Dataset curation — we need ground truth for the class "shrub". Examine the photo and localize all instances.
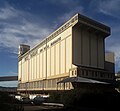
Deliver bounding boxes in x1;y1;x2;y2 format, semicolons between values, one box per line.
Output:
47;92;61;103
0;92;24;111
47;88;120;110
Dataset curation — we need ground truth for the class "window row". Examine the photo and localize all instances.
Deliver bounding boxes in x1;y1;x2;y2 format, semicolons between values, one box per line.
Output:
78;69;114;79
18;77;73;90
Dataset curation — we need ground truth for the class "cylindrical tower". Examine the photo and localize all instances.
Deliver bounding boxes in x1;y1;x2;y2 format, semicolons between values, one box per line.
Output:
18;44;30;56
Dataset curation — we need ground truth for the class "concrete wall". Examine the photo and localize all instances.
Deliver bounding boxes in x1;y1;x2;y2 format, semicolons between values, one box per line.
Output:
105;52;115;73
72;25;105;69
18;13;112;91
18;27;72;83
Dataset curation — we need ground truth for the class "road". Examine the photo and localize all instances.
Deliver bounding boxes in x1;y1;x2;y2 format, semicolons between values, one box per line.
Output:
24;104;63;111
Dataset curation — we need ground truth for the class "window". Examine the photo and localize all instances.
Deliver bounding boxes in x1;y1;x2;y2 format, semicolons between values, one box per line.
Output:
75;70;77;75
72;71;74;76
100;74;103;78
92;72;94;77
95;72;97;77
86;70;88;76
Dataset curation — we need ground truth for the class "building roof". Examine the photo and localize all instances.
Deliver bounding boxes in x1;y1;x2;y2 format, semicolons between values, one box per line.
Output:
77;13;110;36
57;77;110;84
19;13;110;59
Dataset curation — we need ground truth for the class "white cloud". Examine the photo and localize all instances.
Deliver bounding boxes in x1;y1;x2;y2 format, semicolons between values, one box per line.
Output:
0;4;52;54
0;1;84;54
0;5;17;19
60;6;84;20
99;0;120;18
90;0;120;19
49;0;79;6
0;34;22;53
53;6;84;29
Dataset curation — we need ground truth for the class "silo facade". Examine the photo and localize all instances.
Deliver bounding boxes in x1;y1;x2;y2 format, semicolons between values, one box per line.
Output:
18;13;115;93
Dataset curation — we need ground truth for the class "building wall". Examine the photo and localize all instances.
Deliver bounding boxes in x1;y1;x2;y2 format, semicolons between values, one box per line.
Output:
72;25;104;69
105;52;115;73
18;13;112;92
18;61;22;81
18;26;72;83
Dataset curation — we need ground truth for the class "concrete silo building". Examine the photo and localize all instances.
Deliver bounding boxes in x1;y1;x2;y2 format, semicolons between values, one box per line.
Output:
17;13;115;93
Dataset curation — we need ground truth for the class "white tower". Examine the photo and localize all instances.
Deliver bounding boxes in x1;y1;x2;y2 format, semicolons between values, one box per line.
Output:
18;44;30;56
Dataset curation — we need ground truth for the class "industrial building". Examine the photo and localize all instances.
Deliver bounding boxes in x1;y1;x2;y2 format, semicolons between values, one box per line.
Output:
17;13;115;93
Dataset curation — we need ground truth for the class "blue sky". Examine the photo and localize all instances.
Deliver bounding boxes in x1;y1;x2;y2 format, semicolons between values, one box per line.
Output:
0;0;120;86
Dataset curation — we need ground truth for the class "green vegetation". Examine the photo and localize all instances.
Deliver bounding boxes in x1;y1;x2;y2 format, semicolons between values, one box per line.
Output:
47;88;120;110
47;91;62;103
0;91;24;111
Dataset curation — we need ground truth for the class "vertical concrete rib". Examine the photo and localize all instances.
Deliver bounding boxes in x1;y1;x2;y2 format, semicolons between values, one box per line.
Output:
81;28;83;64
46;39;47;79
65;38;66;73
54;45;56;75
96;34;98;67
89;31;91;66
59;41;61;74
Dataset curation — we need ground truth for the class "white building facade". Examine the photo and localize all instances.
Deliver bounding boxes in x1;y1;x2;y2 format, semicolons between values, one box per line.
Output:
18;13;115;93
